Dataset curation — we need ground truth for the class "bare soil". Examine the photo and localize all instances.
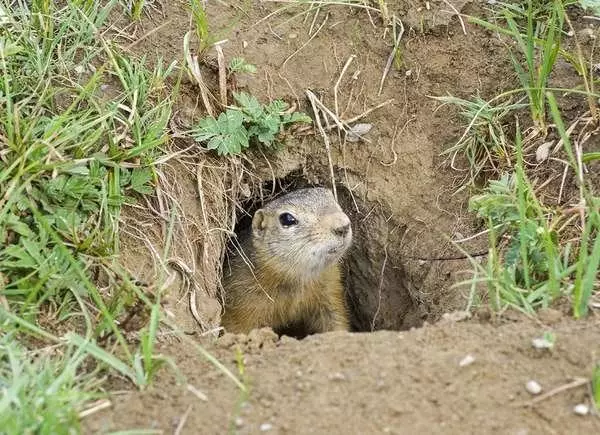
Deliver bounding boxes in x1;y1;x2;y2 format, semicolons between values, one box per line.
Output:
87;313;600;434
86;1;600;433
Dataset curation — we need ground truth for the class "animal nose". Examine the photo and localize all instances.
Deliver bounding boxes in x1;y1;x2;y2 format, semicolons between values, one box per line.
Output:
333;223;350;238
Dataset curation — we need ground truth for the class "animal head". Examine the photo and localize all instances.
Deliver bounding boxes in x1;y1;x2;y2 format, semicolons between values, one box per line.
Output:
252;187;352;281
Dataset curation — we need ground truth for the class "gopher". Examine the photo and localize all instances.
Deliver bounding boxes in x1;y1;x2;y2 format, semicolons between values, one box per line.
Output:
221;187;352;337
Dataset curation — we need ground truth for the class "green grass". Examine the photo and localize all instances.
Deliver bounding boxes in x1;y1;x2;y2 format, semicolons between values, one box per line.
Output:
189;0;212;54
0;332;101;434
470;0;565;133
458;97;599;317
0;1;229;431
593;364;600;411
547;93;600;318
465;124;564;313
0;0;174;339
434;95;526;188
441;1;599;319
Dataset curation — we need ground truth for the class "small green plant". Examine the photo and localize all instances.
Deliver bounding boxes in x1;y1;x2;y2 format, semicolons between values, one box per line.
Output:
0;333;100;434
228;57;257;75
469;175;561;312
464;98;599;316
465;120;566;313
190;92;312;156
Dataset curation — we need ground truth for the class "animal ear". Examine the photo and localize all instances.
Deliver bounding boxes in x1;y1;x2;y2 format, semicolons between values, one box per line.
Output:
252;209;266;237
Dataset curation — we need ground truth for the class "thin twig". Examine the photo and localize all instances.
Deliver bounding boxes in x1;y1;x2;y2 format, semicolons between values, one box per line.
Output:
558;160;569;204
334;55;356;117
379;18;404;96
214;42;228;107
186;53;214;117
306;89;338;201
341;98;395;125
517;377;589;407
187;384;208;401
452;223;505;243
79;400;112;419
124;20;173;51
174;405;193;435
281;13;329;70
441;0;467;35
371;243;388;331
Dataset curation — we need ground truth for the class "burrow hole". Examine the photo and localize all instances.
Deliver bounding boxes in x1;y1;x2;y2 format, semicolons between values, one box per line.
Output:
223;171;425;335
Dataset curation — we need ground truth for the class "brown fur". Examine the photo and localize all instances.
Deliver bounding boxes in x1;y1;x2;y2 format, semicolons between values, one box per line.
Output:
221;188;352;337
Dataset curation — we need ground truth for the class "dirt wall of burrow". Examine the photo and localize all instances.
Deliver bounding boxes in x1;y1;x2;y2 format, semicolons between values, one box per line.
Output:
114;0;519;333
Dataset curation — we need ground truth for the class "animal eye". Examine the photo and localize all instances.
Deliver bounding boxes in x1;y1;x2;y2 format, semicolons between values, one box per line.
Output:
278;212;298;227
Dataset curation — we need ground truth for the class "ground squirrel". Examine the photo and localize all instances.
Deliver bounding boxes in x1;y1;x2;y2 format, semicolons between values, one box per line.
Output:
221;187;352;337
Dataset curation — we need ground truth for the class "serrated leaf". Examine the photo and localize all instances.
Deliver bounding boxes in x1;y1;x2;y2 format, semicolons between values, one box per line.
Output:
580;0;600;15
64;165;90;176
266;100;287;114
130;167;154;195
221;109;245;132
228;57;257;74
5;213;34;238
234;92;263;120
283;112;312;124
191;117;220;142
1;245;37;269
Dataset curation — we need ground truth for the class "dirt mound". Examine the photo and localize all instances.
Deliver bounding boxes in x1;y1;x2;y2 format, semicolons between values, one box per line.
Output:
86;315;600;434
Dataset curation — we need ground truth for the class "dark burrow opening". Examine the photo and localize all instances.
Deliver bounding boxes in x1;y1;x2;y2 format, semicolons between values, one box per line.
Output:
223;170;425;337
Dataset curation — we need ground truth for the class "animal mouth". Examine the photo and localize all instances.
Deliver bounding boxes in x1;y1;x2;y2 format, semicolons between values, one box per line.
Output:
327;241;349;256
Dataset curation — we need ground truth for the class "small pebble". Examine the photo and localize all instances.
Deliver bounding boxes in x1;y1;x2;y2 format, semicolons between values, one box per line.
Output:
442;311;471;323
573;403;589;416
525;380;542;395
459;354;475;367
260;423;273;431
329;372;346;381
531;337;553;350
235;417;244;428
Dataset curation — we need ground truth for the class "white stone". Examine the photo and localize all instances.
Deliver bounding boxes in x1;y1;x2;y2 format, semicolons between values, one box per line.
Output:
260;423;273;431
531;337;554;349
459;354;475;367
525;380;542;395
573;403;589;416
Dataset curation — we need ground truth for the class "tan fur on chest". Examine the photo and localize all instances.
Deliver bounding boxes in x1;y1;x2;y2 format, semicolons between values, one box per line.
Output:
221;260;348;335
